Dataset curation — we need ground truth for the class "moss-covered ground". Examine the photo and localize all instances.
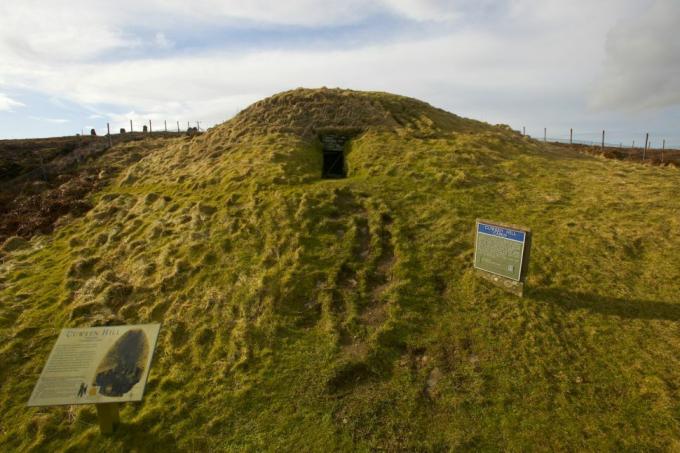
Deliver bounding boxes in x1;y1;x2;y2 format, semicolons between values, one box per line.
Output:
1;89;680;451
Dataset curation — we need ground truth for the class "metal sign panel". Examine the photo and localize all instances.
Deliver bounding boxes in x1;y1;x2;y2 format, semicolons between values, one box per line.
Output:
474;220;529;282
28;324;161;407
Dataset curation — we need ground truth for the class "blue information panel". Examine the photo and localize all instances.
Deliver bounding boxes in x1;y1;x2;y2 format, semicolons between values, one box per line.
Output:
477;224;526;242
474;221;528;282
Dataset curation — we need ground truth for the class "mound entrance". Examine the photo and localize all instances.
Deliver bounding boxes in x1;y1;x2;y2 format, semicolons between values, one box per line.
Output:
320;134;348;178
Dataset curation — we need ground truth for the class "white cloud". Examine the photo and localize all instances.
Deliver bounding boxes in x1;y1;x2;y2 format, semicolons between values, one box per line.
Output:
0;0;451;66
591;0;680;111
0;92;24;111
1;0;678;140
169;0;376;26
0;2;137;62
154;32;173;50
5;23;598;129
0;0;472;84
0;1;624;130
29;116;69;124
0;0;522;67
379;0;458;21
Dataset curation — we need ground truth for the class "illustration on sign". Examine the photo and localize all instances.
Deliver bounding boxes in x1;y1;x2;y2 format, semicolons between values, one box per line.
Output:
95;329;149;397
28;324;161;407
474;221;528;282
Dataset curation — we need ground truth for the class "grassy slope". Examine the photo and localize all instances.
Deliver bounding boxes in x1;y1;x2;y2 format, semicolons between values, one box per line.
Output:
1;89;680;451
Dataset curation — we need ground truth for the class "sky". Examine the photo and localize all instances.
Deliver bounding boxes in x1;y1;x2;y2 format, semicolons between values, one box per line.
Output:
0;0;678;147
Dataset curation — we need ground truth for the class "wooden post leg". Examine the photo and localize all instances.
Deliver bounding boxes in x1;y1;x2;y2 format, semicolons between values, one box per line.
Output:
96;403;120;434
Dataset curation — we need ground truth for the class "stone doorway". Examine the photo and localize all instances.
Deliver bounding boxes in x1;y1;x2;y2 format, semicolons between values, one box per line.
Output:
321;134;348;178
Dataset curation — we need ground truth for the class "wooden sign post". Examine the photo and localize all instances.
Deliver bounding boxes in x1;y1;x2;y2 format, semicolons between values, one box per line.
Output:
28;324;161;435
96;403;121;434
473;219;532;297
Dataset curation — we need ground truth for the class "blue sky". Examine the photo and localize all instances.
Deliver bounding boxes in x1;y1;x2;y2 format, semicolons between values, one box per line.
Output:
0;0;678;148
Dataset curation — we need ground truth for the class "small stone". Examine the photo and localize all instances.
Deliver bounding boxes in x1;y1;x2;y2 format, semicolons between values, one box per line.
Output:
425;367;443;398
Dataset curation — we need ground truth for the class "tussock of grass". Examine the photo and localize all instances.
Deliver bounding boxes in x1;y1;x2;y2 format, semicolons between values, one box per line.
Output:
1;88;680;450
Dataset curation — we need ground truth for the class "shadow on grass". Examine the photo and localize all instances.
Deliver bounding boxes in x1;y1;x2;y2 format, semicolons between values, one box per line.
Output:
108;422;183;453
529;287;680;322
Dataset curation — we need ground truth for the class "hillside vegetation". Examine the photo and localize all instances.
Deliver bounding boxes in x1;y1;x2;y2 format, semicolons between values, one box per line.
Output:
0;133;178;242
1;88;680;451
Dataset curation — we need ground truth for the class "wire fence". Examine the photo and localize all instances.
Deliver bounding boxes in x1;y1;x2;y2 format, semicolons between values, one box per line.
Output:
10;119;206;191
520;127;678;151
518;127;680;166
543;137;672;149
81;120;204;137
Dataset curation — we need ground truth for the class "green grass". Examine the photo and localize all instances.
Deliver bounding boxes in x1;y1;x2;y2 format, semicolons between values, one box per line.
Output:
1;89;680;451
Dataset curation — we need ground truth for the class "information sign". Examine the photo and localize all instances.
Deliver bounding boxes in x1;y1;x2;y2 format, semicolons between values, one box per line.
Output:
28;324;161;407
474;220;531;296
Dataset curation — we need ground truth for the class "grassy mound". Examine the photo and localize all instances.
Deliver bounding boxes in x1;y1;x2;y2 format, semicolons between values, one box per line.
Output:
226;87;487;139
1;88;680;451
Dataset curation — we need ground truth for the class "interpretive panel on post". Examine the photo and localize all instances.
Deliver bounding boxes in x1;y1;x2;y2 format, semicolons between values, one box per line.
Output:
474;221;528;282
28;324;161;407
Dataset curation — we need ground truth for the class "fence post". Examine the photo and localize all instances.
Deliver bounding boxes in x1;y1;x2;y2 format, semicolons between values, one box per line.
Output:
662;139;665;163
197;121;201;132
601;130;605;150
570;128;573;145
187;121;190;131
543;128;546;143
164;120;167;132
643;133;649;160
107;123;112;147
130;120;133;133
177;121;180;133
149;120;152;133
522;126;525;136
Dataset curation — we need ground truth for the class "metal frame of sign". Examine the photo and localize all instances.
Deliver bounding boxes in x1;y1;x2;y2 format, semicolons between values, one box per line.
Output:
473;219;532;296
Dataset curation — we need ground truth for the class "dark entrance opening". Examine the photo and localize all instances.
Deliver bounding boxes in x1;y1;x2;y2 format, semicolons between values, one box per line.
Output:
323;151;345;178
321;134;348;178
